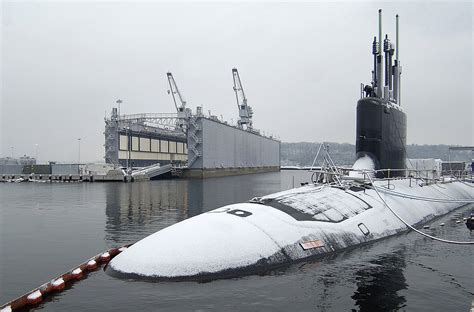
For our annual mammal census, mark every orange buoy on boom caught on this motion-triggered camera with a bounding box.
[86,259,98,270]
[100,252,111,262]
[71,268,83,279]
[52,278,65,291]
[26,290,42,305]
[1,305,12,312]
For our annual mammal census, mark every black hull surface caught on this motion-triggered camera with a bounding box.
[356,98,407,177]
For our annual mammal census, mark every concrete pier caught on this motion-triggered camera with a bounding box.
[1,165,280,182]
[182,166,280,178]
[0,174,126,183]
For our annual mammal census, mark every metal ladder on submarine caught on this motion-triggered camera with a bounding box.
[106,10,474,281]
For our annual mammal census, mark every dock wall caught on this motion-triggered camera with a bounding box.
[188,117,280,171]
[183,166,280,178]
[0,165,23,174]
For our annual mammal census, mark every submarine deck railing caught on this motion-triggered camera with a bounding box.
[309,168,473,187]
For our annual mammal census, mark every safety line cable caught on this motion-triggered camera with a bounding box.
[366,174,474,245]
[373,185,474,204]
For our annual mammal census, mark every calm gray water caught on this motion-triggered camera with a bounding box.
[1,171,473,311]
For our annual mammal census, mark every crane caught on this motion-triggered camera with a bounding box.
[167,72,189,130]
[232,68,253,130]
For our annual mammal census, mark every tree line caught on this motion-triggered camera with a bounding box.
[281,142,473,166]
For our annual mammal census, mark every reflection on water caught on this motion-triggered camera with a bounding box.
[103,171,310,246]
[352,249,408,311]
[104,181,189,245]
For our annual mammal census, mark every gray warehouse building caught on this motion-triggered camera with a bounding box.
[186,116,280,177]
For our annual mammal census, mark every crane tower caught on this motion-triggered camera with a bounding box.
[167,72,190,130]
[232,68,253,130]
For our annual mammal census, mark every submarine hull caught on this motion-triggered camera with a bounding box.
[107,179,473,281]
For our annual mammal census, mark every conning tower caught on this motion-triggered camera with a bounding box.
[356,10,406,178]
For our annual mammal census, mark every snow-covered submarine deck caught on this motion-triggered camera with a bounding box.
[106,178,474,281]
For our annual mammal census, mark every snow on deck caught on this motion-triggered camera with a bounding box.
[262,185,370,222]
[349,155,375,178]
[109,204,285,277]
[108,178,474,279]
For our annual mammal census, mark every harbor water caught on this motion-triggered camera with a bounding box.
[1,171,473,311]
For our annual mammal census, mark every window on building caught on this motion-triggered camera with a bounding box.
[169,141,177,153]
[160,140,169,153]
[151,139,159,152]
[177,142,184,154]
[132,136,139,151]
[119,135,128,150]
[140,137,150,152]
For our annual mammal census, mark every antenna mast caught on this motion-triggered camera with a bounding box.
[375,9,384,98]
[367,10,401,105]
[395,14,402,105]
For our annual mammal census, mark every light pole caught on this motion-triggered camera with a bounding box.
[126,127,130,171]
[116,99,122,118]
[10,146,14,158]
[35,144,39,163]
[78,138,81,164]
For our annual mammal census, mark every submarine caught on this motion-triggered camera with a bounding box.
[107,10,474,281]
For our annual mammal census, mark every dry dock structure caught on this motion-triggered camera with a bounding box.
[104,69,280,178]
[185,115,280,178]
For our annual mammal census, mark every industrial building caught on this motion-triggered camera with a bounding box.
[104,69,280,177]
[186,116,280,178]
[104,109,187,168]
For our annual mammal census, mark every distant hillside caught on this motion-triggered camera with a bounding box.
[281,142,473,166]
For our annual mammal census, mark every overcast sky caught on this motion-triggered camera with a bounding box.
[1,1,472,163]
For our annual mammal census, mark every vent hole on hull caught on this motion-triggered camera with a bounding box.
[227,209,252,218]
[358,223,370,236]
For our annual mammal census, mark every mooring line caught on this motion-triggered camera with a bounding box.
[366,174,474,245]
[0,244,132,312]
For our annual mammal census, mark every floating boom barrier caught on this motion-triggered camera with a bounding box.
[0,245,132,312]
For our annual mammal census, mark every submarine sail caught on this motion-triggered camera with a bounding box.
[356,11,406,178]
